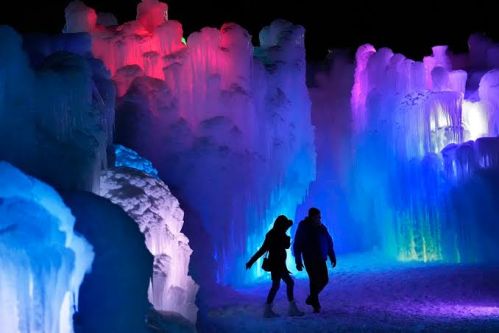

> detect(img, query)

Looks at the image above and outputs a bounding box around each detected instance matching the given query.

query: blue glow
[114,144,159,177]
[342,47,499,265]
[243,147,316,283]
[0,162,93,333]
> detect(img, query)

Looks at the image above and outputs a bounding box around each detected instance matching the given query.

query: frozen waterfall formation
[61,0,499,284]
[1,9,199,330]
[0,25,114,193]
[0,162,94,333]
[2,0,499,331]
[100,145,199,323]
[346,39,499,263]
[63,0,316,285]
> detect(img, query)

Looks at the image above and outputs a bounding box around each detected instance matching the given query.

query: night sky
[1,0,498,62]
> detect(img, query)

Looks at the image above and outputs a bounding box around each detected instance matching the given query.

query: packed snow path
[203,252,499,332]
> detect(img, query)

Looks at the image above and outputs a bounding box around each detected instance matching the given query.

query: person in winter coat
[293,208,336,313]
[246,215,304,318]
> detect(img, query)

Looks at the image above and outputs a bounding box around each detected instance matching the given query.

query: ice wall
[99,146,198,323]
[0,162,93,333]
[345,40,499,262]
[353,49,436,260]
[442,138,499,262]
[66,0,315,285]
[0,26,114,192]
[297,51,357,253]
[113,144,159,177]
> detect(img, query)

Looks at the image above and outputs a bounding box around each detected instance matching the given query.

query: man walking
[293,208,336,313]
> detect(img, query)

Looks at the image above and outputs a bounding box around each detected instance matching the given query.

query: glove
[245,261,252,270]
[296,263,303,271]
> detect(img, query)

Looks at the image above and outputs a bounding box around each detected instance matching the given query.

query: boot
[306,295,320,313]
[288,301,304,317]
[264,303,279,318]
[312,299,321,313]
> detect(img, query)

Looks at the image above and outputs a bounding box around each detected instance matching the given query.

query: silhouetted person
[246,215,304,318]
[293,208,336,313]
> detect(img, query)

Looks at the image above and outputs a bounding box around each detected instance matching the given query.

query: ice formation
[1,2,499,331]
[0,26,114,192]
[113,144,159,178]
[0,162,93,333]
[58,0,499,280]
[296,51,356,253]
[308,35,499,263]
[100,146,198,323]
[64,0,315,285]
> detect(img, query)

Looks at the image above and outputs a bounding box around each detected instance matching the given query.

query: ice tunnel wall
[296,52,356,254]
[66,1,316,285]
[1,21,194,329]
[0,162,93,333]
[99,145,199,323]
[0,26,115,193]
[343,39,499,263]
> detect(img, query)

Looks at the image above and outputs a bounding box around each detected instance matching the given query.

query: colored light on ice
[462,100,488,141]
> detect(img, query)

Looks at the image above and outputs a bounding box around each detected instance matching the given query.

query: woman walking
[246,215,304,318]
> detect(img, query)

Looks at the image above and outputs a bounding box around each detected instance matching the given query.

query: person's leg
[311,260,328,311]
[264,271,281,318]
[282,272,304,316]
[305,261,319,302]
[281,272,294,302]
[305,261,322,312]
[316,260,329,294]
[266,272,281,304]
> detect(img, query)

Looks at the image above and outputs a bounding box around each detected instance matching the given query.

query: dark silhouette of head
[308,207,320,218]
[273,215,293,232]
[308,208,321,224]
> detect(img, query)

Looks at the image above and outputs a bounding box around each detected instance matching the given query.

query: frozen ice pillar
[0,162,94,333]
[137,0,168,31]
[63,0,98,33]
[100,146,198,323]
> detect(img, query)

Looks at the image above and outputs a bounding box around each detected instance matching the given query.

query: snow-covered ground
[203,252,499,332]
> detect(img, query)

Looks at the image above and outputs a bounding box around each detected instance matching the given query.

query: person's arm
[327,231,336,267]
[293,224,304,270]
[246,234,270,269]
[284,235,291,249]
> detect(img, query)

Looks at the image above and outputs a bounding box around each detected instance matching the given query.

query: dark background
[1,0,498,61]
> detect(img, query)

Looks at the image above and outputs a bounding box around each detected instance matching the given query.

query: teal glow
[242,148,316,284]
